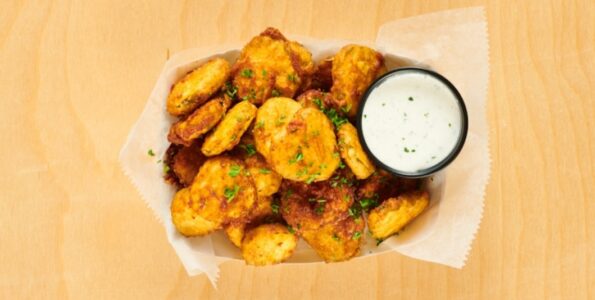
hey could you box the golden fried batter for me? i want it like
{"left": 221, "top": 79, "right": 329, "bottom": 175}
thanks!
{"left": 268, "top": 107, "right": 340, "bottom": 182}
{"left": 337, "top": 122, "right": 375, "bottom": 179}
{"left": 367, "top": 190, "right": 429, "bottom": 240}
{"left": 330, "top": 45, "right": 386, "bottom": 117}
{"left": 189, "top": 156, "right": 256, "bottom": 227}
{"left": 224, "top": 195, "right": 276, "bottom": 247}
{"left": 280, "top": 170, "right": 356, "bottom": 231}
{"left": 253, "top": 97, "right": 302, "bottom": 158}
{"left": 201, "top": 101, "right": 257, "bottom": 156}
{"left": 170, "top": 142, "right": 206, "bottom": 186}
{"left": 171, "top": 188, "right": 219, "bottom": 236}
{"left": 168, "top": 96, "right": 231, "bottom": 146}
{"left": 167, "top": 58, "right": 231, "bottom": 116}
{"left": 296, "top": 89, "right": 338, "bottom": 111}
{"left": 241, "top": 223, "right": 298, "bottom": 265}
{"left": 357, "top": 170, "right": 423, "bottom": 202}
{"left": 232, "top": 28, "right": 314, "bottom": 105}
{"left": 301, "top": 214, "right": 365, "bottom": 262}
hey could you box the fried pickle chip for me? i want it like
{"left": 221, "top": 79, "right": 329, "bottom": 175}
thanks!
{"left": 280, "top": 171, "right": 355, "bottom": 231}
{"left": 241, "top": 223, "right": 298, "bottom": 265}
{"left": 330, "top": 45, "right": 386, "bottom": 117}
{"left": 268, "top": 107, "right": 340, "bottom": 182}
{"left": 367, "top": 190, "right": 429, "bottom": 240}
{"left": 189, "top": 156, "right": 256, "bottom": 226}
{"left": 224, "top": 195, "right": 275, "bottom": 247}
{"left": 253, "top": 97, "right": 302, "bottom": 158}
{"left": 201, "top": 101, "right": 257, "bottom": 156}
{"left": 168, "top": 96, "right": 231, "bottom": 146}
{"left": 245, "top": 154, "right": 282, "bottom": 196}
{"left": 171, "top": 188, "right": 219, "bottom": 236}
{"left": 167, "top": 58, "right": 231, "bottom": 116}
{"left": 337, "top": 122, "right": 375, "bottom": 179}
{"left": 301, "top": 214, "right": 365, "bottom": 262}
{"left": 232, "top": 28, "right": 314, "bottom": 105}
{"left": 170, "top": 142, "right": 206, "bottom": 186}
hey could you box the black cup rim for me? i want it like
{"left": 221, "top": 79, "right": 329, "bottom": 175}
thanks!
{"left": 355, "top": 67, "right": 468, "bottom": 178}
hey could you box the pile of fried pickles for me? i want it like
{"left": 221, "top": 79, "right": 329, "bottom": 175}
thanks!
{"left": 164, "top": 28, "right": 429, "bottom": 265}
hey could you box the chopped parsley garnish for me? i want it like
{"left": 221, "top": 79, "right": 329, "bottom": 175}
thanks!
{"left": 241, "top": 89, "right": 256, "bottom": 101}
{"left": 338, "top": 160, "right": 346, "bottom": 169}
{"left": 255, "top": 120, "right": 265, "bottom": 129}
{"left": 315, "top": 204, "right": 325, "bottom": 215}
{"left": 240, "top": 143, "right": 256, "bottom": 156}
{"left": 285, "top": 189, "right": 293, "bottom": 198}
{"left": 340, "top": 104, "right": 352, "bottom": 114}
{"left": 241, "top": 68, "right": 253, "bottom": 78}
{"left": 348, "top": 206, "right": 361, "bottom": 218}
{"left": 287, "top": 225, "right": 295, "bottom": 234}
{"left": 224, "top": 185, "right": 240, "bottom": 202}
{"left": 228, "top": 165, "right": 241, "bottom": 177}
{"left": 261, "top": 69, "right": 267, "bottom": 76}
{"left": 287, "top": 74, "right": 297, "bottom": 82}
{"left": 448, "top": 123, "right": 452, "bottom": 127}
{"left": 313, "top": 97, "right": 323, "bottom": 109}
{"left": 332, "top": 152, "right": 340, "bottom": 158}
{"left": 408, "top": 96, "right": 414, "bottom": 101}
{"left": 352, "top": 231, "right": 361, "bottom": 240}
{"left": 412, "top": 149, "right": 416, "bottom": 153}
{"left": 323, "top": 108, "right": 348, "bottom": 128}
{"left": 320, "top": 163, "right": 327, "bottom": 170}
{"left": 147, "top": 149, "right": 155, "bottom": 156}
{"left": 364, "top": 114, "right": 367, "bottom": 118}
{"left": 404, "top": 147, "right": 410, "bottom": 153}
{"left": 289, "top": 151, "right": 303, "bottom": 164}
{"left": 271, "top": 89, "right": 281, "bottom": 97}
{"left": 224, "top": 82, "right": 238, "bottom": 98}
{"left": 163, "top": 163, "right": 171, "bottom": 174}
{"left": 359, "top": 194, "right": 379, "bottom": 210}
{"left": 332, "top": 233, "right": 340, "bottom": 242}
{"left": 296, "top": 168, "right": 308, "bottom": 177}
{"left": 344, "top": 194, "right": 351, "bottom": 202}
{"left": 271, "top": 201, "right": 280, "bottom": 214}
{"left": 376, "top": 238, "right": 384, "bottom": 246}
{"left": 259, "top": 168, "right": 271, "bottom": 174}
{"left": 275, "top": 114, "right": 287, "bottom": 125}
{"left": 305, "top": 173, "right": 319, "bottom": 184}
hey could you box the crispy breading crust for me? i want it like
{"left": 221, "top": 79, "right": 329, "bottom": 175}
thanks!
{"left": 171, "top": 188, "right": 219, "bottom": 236}
{"left": 252, "top": 97, "right": 302, "bottom": 158}
{"left": 171, "top": 142, "right": 206, "bottom": 186}
{"left": 168, "top": 96, "right": 231, "bottom": 146}
{"left": 268, "top": 107, "right": 340, "bottom": 182}
{"left": 231, "top": 28, "right": 314, "bottom": 105}
{"left": 201, "top": 101, "right": 257, "bottom": 156}
{"left": 337, "top": 122, "right": 375, "bottom": 179}
{"left": 167, "top": 58, "right": 231, "bottom": 116}
{"left": 330, "top": 45, "right": 386, "bottom": 117}
{"left": 188, "top": 156, "right": 257, "bottom": 227}
{"left": 301, "top": 214, "right": 365, "bottom": 262}
{"left": 367, "top": 190, "right": 429, "bottom": 240}
{"left": 241, "top": 223, "right": 298, "bottom": 265}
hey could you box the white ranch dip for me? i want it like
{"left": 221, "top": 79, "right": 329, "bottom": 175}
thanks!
{"left": 360, "top": 70, "right": 463, "bottom": 174}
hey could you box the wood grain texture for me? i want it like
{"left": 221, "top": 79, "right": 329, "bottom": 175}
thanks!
{"left": 0, "top": 0, "right": 593, "bottom": 299}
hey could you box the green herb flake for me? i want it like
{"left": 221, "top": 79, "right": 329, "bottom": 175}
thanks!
{"left": 259, "top": 168, "right": 271, "bottom": 174}
{"left": 404, "top": 147, "right": 410, "bottom": 153}
{"left": 313, "top": 98, "right": 324, "bottom": 110}
{"left": 287, "top": 74, "right": 297, "bottom": 82}
{"left": 352, "top": 231, "right": 362, "bottom": 240}
{"left": 240, "top": 143, "right": 257, "bottom": 156}
{"left": 255, "top": 121, "right": 265, "bottom": 129}
{"left": 408, "top": 96, "right": 414, "bottom": 101}
{"left": 271, "top": 89, "right": 281, "bottom": 97}
{"left": 305, "top": 173, "right": 320, "bottom": 184}
{"left": 224, "top": 82, "right": 238, "bottom": 98}
{"left": 449, "top": 123, "right": 452, "bottom": 127}
{"left": 261, "top": 69, "right": 267, "bottom": 76}
{"left": 341, "top": 104, "right": 352, "bottom": 114}
{"left": 163, "top": 163, "right": 171, "bottom": 174}
{"left": 241, "top": 68, "right": 253, "bottom": 78}
{"left": 224, "top": 185, "right": 240, "bottom": 202}
{"left": 228, "top": 165, "right": 242, "bottom": 177}
{"left": 382, "top": 103, "right": 386, "bottom": 107}
{"left": 332, "top": 152, "right": 340, "bottom": 158}
{"left": 147, "top": 149, "right": 155, "bottom": 157}
{"left": 287, "top": 225, "right": 295, "bottom": 234}
{"left": 332, "top": 233, "right": 340, "bottom": 242}
{"left": 376, "top": 238, "right": 384, "bottom": 246}
{"left": 315, "top": 205, "right": 325, "bottom": 215}
{"left": 344, "top": 194, "right": 351, "bottom": 202}
{"left": 271, "top": 201, "right": 280, "bottom": 214}
{"left": 285, "top": 189, "right": 293, "bottom": 198}
{"left": 289, "top": 151, "right": 303, "bottom": 164}
{"left": 364, "top": 114, "right": 367, "bottom": 118}
{"left": 338, "top": 160, "right": 346, "bottom": 169}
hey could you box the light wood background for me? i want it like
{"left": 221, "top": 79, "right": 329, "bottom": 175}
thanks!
{"left": 1, "top": 0, "right": 593, "bottom": 299}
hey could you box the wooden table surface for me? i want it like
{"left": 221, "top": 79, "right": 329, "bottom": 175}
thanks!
{"left": 1, "top": 0, "right": 593, "bottom": 299}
